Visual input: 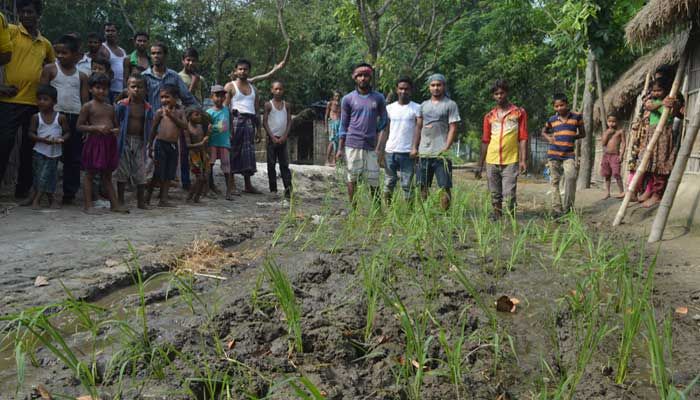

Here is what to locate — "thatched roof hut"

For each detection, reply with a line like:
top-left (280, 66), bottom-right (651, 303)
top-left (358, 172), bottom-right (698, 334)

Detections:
top-left (625, 0), bottom-right (700, 46)
top-left (594, 31), bottom-right (688, 123)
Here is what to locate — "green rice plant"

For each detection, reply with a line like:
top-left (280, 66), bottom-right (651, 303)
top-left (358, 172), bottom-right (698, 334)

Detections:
top-left (434, 309), bottom-right (470, 399)
top-left (288, 375), bottom-right (328, 399)
top-left (388, 296), bottom-right (434, 400)
top-left (615, 251), bottom-right (655, 384)
top-left (2, 301), bottom-right (105, 398)
top-left (508, 220), bottom-right (532, 271)
top-left (360, 255), bottom-right (387, 343)
top-left (264, 259), bottom-right (303, 354)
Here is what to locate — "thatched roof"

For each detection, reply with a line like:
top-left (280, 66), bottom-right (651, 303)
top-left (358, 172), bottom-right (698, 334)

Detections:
top-left (626, 0), bottom-right (700, 45)
top-left (594, 31), bottom-right (688, 124)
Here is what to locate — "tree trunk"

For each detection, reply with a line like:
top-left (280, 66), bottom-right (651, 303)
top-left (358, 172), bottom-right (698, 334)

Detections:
top-left (577, 49), bottom-right (596, 190)
top-left (595, 61), bottom-right (606, 133)
top-left (648, 65), bottom-right (697, 242)
top-left (613, 51), bottom-right (688, 226)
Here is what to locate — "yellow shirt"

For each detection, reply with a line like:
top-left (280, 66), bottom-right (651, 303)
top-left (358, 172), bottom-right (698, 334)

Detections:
top-left (482, 104), bottom-right (529, 165)
top-left (0, 12), bottom-right (11, 53)
top-left (0, 24), bottom-right (55, 105)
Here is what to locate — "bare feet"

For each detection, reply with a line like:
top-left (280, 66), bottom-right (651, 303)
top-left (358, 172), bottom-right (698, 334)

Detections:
top-left (137, 204), bottom-right (151, 210)
top-left (638, 191), bottom-right (652, 203)
top-left (243, 186), bottom-right (262, 195)
top-left (83, 208), bottom-right (102, 215)
top-left (602, 193), bottom-right (610, 200)
top-left (110, 206), bottom-right (130, 214)
top-left (19, 198), bottom-right (34, 207)
top-left (614, 193), bottom-right (625, 199)
top-left (157, 201), bottom-right (176, 208)
top-left (642, 194), bottom-right (661, 208)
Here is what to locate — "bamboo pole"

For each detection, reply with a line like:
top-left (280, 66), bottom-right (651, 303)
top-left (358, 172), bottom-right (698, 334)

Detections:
top-left (648, 80), bottom-right (698, 242)
top-left (574, 69), bottom-right (582, 164)
top-left (595, 61), bottom-right (606, 133)
top-left (623, 73), bottom-right (652, 175)
top-left (613, 51), bottom-right (688, 226)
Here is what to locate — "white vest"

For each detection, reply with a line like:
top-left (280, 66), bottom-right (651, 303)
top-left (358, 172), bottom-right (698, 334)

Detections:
top-left (268, 100), bottom-right (288, 137)
top-left (230, 81), bottom-right (256, 115)
top-left (33, 113), bottom-right (63, 158)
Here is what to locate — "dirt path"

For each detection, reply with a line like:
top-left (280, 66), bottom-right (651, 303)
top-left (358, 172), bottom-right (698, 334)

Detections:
top-left (0, 163), bottom-right (334, 315)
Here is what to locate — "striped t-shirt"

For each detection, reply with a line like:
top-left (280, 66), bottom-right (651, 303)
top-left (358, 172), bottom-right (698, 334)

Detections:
top-left (545, 112), bottom-right (583, 160)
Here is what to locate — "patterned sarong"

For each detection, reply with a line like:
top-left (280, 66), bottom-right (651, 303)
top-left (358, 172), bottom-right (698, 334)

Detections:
top-left (230, 113), bottom-right (258, 176)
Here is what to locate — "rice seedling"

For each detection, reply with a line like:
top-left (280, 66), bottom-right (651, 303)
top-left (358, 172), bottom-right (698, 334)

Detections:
top-left (360, 255), bottom-right (387, 343)
top-left (387, 294), bottom-right (434, 400)
top-left (264, 259), bottom-right (303, 354)
top-left (435, 308), bottom-right (470, 399)
top-left (508, 220), bottom-right (532, 271)
top-left (288, 375), bottom-right (328, 399)
top-left (615, 250), bottom-right (655, 384)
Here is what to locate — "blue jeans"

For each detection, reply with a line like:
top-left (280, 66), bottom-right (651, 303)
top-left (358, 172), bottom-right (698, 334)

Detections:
top-left (418, 157), bottom-right (452, 189)
top-left (384, 152), bottom-right (415, 197)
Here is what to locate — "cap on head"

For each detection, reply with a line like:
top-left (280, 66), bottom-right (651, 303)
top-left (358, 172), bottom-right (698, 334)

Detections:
top-left (210, 84), bottom-right (226, 94)
top-left (426, 73), bottom-right (446, 85)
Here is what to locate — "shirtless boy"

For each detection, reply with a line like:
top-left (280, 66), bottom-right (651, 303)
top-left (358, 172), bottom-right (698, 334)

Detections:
top-left (325, 91), bottom-right (341, 166)
top-left (115, 74), bottom-right (152, 209)
top-left (600, 114), bottom-right (625, 199)
top-left (147, 84), bottom-right (187, 207)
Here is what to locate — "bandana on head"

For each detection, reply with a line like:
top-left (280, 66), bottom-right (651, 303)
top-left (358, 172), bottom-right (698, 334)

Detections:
top-left (427, 73), bottom-right (446, 85)
top-left (353, 65), bottom-right (373, 78)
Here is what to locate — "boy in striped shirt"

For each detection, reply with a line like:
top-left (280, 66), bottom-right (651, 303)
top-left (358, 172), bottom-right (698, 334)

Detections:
top-left (542, 93), bottom-right (586, 216)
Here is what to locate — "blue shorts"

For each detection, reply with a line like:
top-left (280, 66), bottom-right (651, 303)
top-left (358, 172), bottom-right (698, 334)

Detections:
top-left (417, 157), bottom-right (452, 189)
top-left (153, 139), bottom-right (178, 181)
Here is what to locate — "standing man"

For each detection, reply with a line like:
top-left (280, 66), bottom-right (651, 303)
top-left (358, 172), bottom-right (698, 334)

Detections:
top-left (0, 0), bottom-right (55, 197)
top-left (478, 80), bottom-right (529, 219)
top-left (123, 32), bottom-right (150, 80)
top-left (411, 74), bottom-right (460, 210)
top-left (224, 59), bottom-right (262, 194)
top-left (377, 76), bottom-right (420, 202)
top-left (100, 22), bottom-right (126, 102)
top-left (142, 42), bottom-right (199, 190)
top-left (0, 8), bottom-right (14, 95)
top-left (335, 62), bottom-right (387, 204)
top-left (179, 48), bottom-right (206, 103)
top-left (76, 32), bottom-right (102, 77)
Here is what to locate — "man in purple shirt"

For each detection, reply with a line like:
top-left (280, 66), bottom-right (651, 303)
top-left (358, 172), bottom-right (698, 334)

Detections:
top-left (336, 63), bottom-right (387, 204)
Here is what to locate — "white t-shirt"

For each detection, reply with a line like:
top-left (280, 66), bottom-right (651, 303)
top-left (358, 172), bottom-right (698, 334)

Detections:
top-left (385, 101), bottom-right (421, 153)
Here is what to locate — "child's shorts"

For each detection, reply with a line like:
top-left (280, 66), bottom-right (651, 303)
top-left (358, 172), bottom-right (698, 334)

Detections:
top-left (190, 149), bottom-right (210, 176)
top-left (209, 146), bottom-right (231, 173)
top-left (114, 136), bottom-right (147, 185)
top-left (153, 139), bottom-right (178, 181)
top-left (600, 153), bottom-right (621, 178)
top-left (33, 151), bottom-right (59, 193)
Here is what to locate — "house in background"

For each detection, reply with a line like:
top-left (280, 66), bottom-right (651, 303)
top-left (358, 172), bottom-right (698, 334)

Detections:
top-left (599, 0), bottom-right (700, 226)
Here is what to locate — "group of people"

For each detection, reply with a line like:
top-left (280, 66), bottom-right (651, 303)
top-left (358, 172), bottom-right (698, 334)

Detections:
top-left (0, 1), bottom-right (685, 219)
top-left (0, 0), bottom-right (294, 213)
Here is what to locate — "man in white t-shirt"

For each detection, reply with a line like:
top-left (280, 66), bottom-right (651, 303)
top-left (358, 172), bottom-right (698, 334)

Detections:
top-left (377, 77), bottom-right (421, 201)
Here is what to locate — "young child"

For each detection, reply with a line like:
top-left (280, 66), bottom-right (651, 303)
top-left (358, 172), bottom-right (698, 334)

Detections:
top-left (39, 34), bottom-right (89, 205)
top-left (600, 114), bottom-right (625, 199)
top-left (636, 79), bottom-right (676, 208)
top-left (77, 73), bottom-right (124, 213)
top-left (185, 106), bottom-right (210, 203)
top-left (541, 93), bottom-right (586, 216)
top-left (263, 81), bottom-right (293, 199)
top-left (206, 85), bottom-right (234, 199)
top-left (325, 91), bottom-right (341, 166)
top-left (24, 85), bottom-right (70, 209)
top-left (114, 73), bottom-right (153, 209)
top-left (147, 84), bottom-right (187, 207)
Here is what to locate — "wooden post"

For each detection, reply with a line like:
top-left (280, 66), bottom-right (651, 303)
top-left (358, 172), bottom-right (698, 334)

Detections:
top-left (573, 68), bottom-right (580, 112)
top-left (612, 52), bottom-right (687, 227)
top-left (648, 75), bottom-right (698, 242)
top-left (623, 73), bottom-right (651, 174)
top-left (578, 49), bottom-right (596, 189)
top-left (595, 61), bottom-right (606, 133)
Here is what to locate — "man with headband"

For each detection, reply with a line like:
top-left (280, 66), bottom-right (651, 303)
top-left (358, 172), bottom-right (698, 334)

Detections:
top-left (336, 62), bottom-right (387, 205)
top-left (411, 73), bottom-right (461, 210)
